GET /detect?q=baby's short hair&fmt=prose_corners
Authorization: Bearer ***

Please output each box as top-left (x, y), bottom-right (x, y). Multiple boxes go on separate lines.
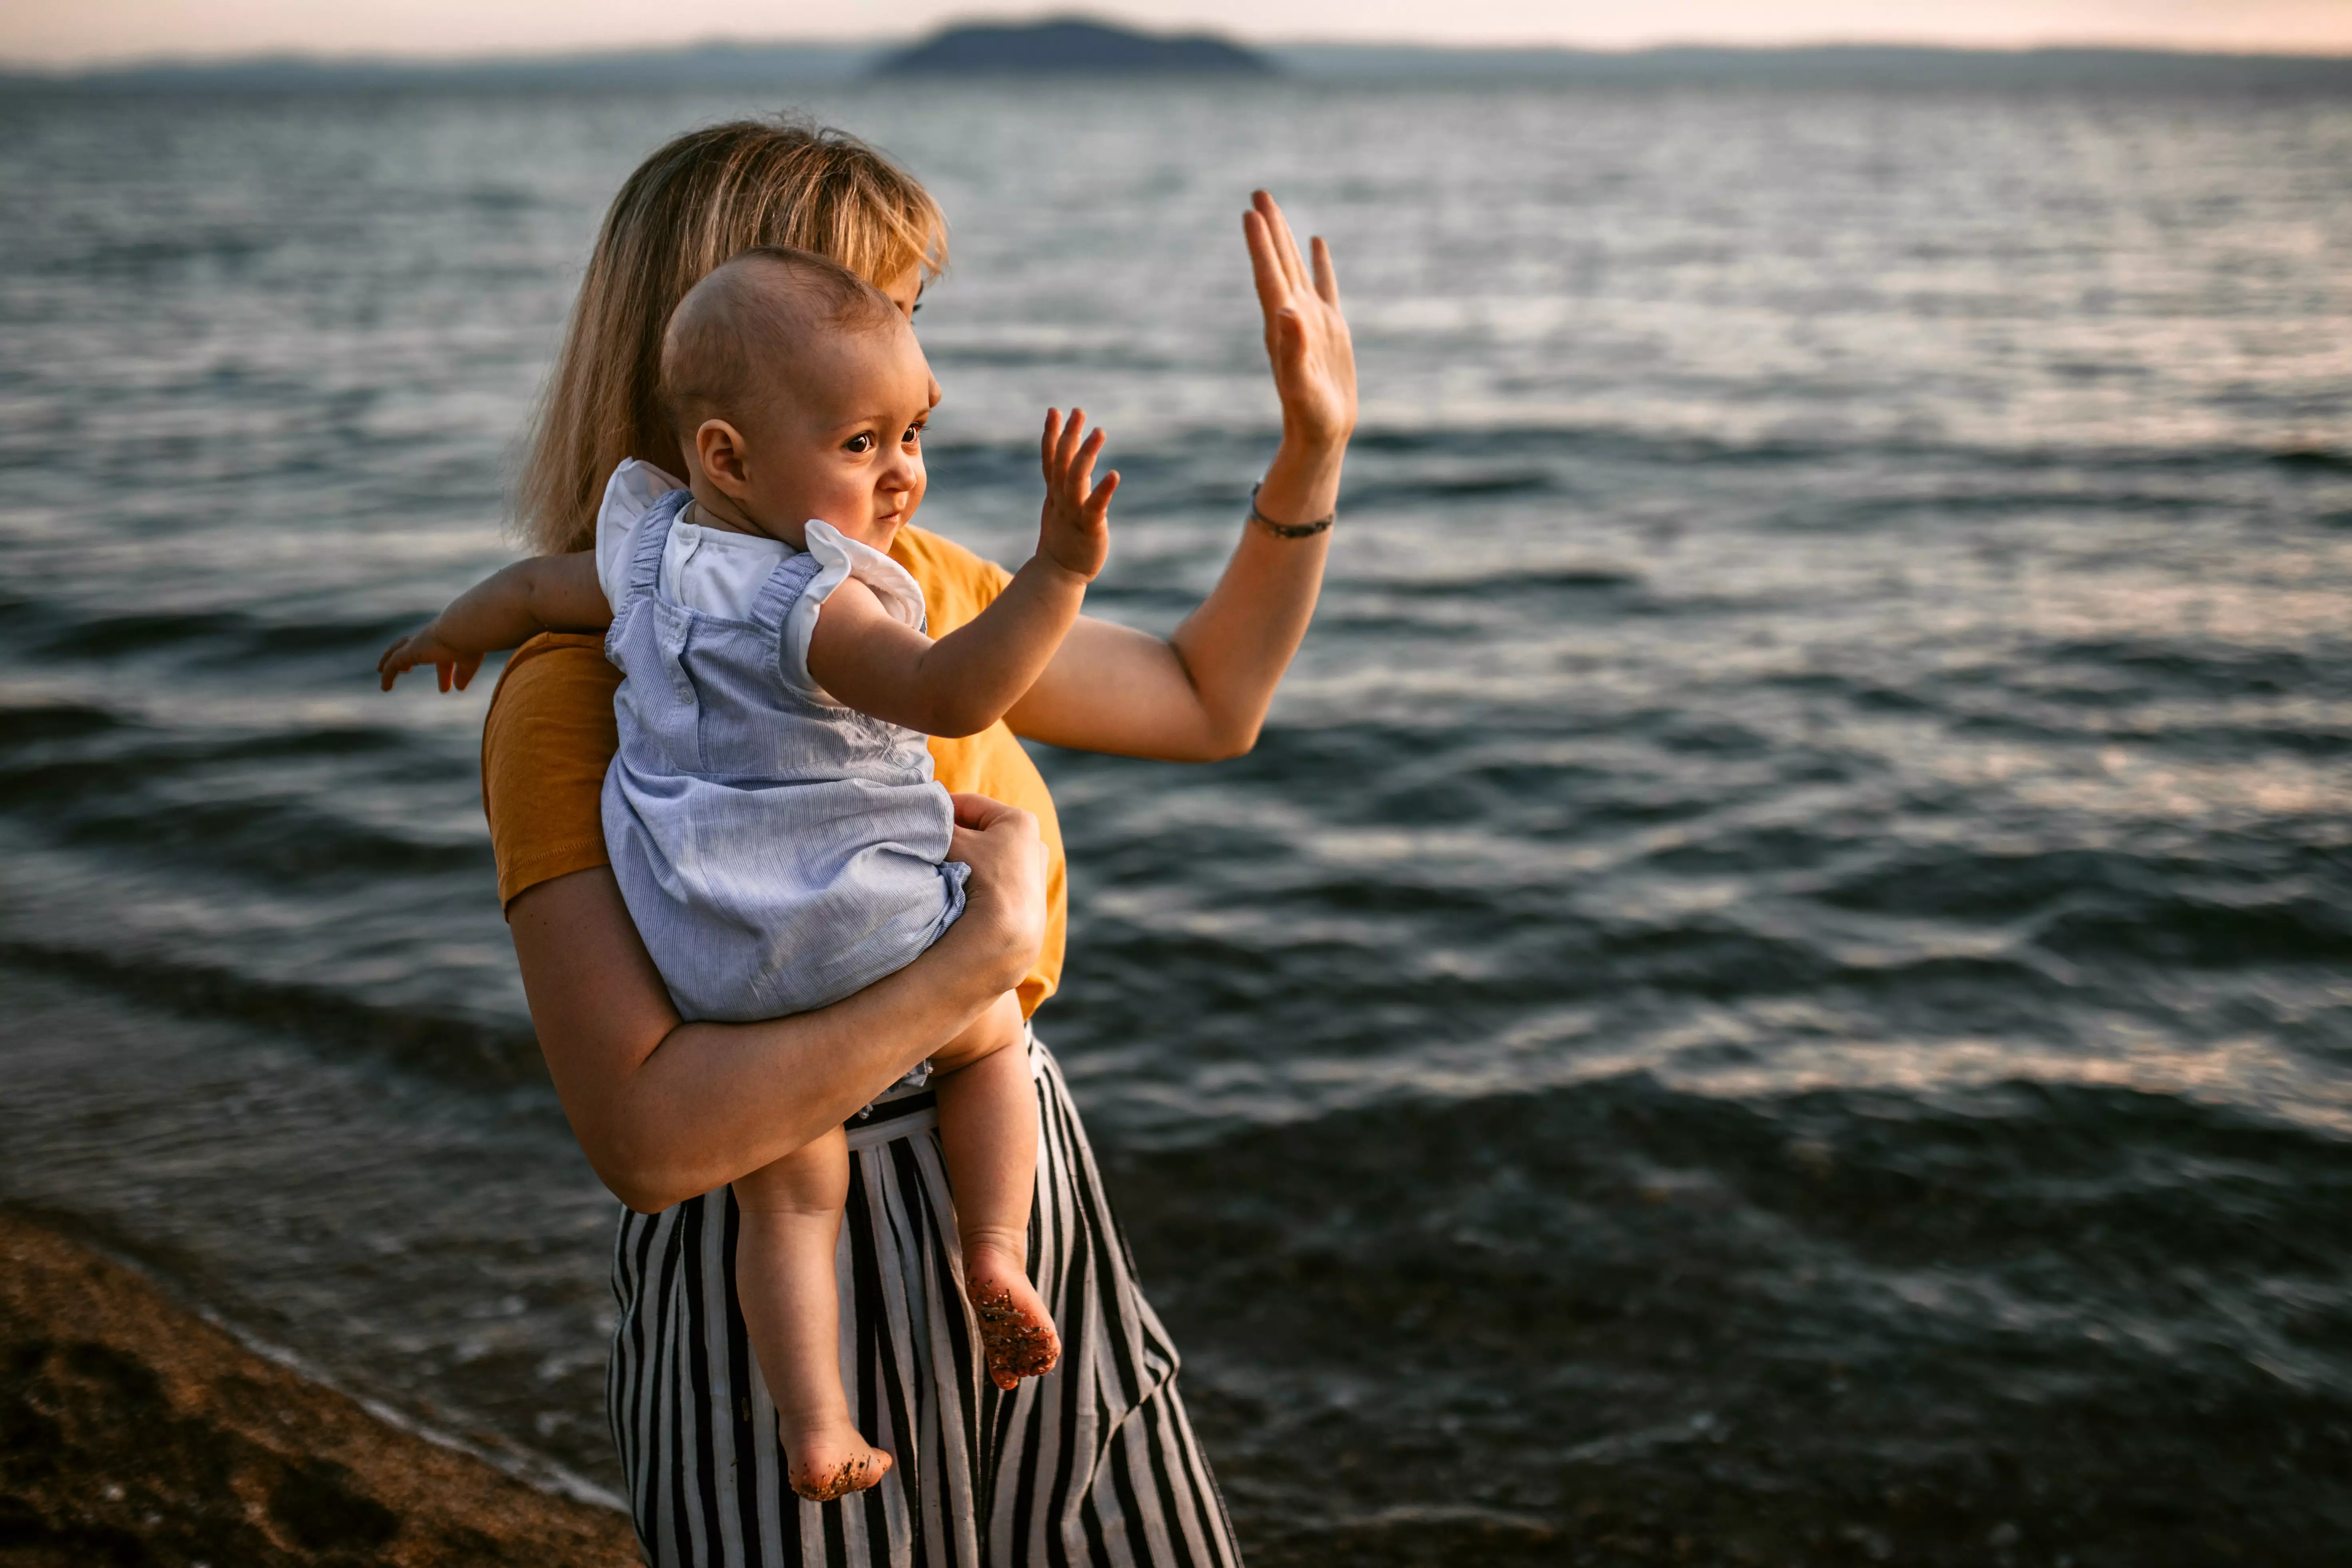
top-left (659, 246), bottom-right (904, 439)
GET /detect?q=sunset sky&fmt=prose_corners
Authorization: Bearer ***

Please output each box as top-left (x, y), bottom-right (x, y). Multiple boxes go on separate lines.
top-left (6, 0), bottom-right (2350, 68)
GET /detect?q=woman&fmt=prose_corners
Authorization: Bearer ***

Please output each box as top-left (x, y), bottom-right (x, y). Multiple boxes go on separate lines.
top-left (481, 121), bottom-right (1353, 1567)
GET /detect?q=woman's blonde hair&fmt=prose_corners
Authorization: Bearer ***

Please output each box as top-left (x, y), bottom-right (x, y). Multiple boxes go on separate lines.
top-left (514, 119), bottom-right (947, 555)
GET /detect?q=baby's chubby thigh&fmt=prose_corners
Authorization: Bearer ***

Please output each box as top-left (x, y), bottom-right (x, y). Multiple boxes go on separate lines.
top-left (928, 992), bottom-right (1028, 1076)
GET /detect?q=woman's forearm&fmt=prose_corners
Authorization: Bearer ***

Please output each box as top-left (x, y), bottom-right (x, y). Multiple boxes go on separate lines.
top-left (1253, 426), bottom-right (1348, 536)
top-left (1163, 431), bottom-right (1345, 745)
top-left (513, 865), bottom-right (1026, 1212)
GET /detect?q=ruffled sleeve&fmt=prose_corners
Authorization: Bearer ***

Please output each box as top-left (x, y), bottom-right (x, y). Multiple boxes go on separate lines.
top-left (778, 520), bottom-right (931, 704)
top-left (592, 458), bottom-right (686, 613)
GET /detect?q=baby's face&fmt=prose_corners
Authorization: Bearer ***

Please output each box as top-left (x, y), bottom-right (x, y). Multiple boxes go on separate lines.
top-left (732, 316), bottom-right (938, 554)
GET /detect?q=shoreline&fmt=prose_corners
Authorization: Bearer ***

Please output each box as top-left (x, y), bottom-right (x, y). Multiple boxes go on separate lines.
top-left (0, 1208), bottom-right (638, 1566)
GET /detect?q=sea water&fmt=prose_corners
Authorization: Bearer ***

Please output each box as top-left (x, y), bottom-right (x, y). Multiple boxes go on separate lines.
top-left (2, 78), bottom-right (2349, 1562)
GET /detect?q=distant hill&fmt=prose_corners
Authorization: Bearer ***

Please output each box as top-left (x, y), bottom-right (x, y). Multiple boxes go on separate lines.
top-left (878, 18), bottom-right (1273, 76)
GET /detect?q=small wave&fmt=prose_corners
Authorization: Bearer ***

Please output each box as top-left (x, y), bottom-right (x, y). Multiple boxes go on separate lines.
top-left (1336, 470), bottom-right (1563, 508)
top-left (2035, 638), bottom-right (2331, 699)
top-left (42, 795), bottom-right (485, 882)
top-left (33, 606), bottom-right (429, 664)
top-left (0, 702), bottom-right (124, 747)
top-left (36, 610), bottom-right (248, 658)
top-left (1350, 566), bottom-right (1642, 598)
top-left (2270, 446), bottom-right (2352, 475)
top-left (0, 940), bottom-right (542, 1088)
top-left (2038, 894), bottom-right (2352, 967)
top-left (1341, 421), bottom-right (2352, 482)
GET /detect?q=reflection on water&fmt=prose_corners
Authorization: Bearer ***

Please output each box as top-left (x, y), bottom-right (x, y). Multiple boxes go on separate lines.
top-left (2, 79), bottom-right (2350, 1563)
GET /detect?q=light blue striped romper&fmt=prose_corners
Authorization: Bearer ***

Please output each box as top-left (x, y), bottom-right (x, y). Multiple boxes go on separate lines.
top-left (599, 479), bottom-right (969, 1025)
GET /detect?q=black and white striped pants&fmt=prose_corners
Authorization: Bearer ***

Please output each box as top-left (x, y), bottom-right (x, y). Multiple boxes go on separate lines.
top-left (607, 1034), bottom-right (1244, 1567)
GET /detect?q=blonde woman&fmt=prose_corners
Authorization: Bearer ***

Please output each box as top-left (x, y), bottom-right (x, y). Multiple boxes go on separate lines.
top-left (477, 120), bottom-right (1353, 1566)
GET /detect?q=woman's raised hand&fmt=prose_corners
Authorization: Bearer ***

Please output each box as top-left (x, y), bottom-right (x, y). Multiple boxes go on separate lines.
top-left (1244, 190), bottom-right (1356, 451)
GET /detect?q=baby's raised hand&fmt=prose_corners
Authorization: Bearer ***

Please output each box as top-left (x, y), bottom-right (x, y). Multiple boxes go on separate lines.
top-left (1037, 408), bottom-right (1117, 582)
top-left (377, 622), bottom-right (481, 693)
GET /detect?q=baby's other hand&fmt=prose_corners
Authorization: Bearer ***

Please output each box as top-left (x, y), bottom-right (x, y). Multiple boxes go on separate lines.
top-left (377, 622), bottom-right (482, 693)
top-left (1037, 408), bottom-right (1117, 582)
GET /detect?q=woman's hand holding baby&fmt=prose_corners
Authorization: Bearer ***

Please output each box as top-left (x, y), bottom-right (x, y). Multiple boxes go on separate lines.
top-left (944, 793), bottom-right (1050, 996)
top-left (1036, 408), bottom-right (1117, 583)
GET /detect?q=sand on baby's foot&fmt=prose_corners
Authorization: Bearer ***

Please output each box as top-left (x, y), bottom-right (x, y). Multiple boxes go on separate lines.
top-left (970, 1282), bottom-right (1060, 1392)
top-left (781, 1431), bottom-right (892, 1502)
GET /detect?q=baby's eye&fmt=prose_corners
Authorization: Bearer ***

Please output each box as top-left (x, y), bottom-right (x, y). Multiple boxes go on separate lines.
top-left (843, 432), bottom-right (875, 454)
top-left (903, 423), bottom-right (923, 447)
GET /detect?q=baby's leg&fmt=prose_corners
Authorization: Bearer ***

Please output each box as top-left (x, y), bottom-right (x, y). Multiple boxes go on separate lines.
top-left (931, 992), bottom-right (1060, 1391)
top-left (733, 1127), bottom-right (893, 1501)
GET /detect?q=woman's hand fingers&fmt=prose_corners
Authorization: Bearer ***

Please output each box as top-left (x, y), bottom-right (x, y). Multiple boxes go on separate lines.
top-left (946, 793), bottom-right (1049, 966)
top-left (1243, 207), bottom-right (1292, 322)
top-left (949, 791), bottom-right (1034, 833)
top-left (1255, 190), bottom-right (1309, 292)
top-left (1244, 189), bottom-right (1358, 449)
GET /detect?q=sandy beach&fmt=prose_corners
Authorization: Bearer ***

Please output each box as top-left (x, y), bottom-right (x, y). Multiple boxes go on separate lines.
top-left (0, 1208), bottom-right (637, 1566)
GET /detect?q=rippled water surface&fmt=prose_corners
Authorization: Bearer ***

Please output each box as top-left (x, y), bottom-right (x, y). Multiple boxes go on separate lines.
top-left (3, 79), bottom-right (2350, 1563)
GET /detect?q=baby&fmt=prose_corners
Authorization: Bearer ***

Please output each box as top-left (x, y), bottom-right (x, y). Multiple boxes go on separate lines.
top-left (378, 246), bottom-right (1117, 1501)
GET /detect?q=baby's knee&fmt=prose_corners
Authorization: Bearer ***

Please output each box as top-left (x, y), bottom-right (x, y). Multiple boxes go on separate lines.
top-left (733, 1127), bottom-right (850, 1214)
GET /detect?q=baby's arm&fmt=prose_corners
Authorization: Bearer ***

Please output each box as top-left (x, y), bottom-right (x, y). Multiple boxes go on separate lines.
top-left (808, 409), bottom-right (1117, 737)
top-left (377, 553), bottom-right (610, 692)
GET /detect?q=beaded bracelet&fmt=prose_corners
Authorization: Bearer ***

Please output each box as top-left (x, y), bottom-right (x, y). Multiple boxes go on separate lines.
top-left (1248, 483), bottom-right (1335, 539)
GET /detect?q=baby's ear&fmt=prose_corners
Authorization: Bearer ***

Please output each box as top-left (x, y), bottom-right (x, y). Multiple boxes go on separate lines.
top-left (694, 418), bottom-right (752, 492)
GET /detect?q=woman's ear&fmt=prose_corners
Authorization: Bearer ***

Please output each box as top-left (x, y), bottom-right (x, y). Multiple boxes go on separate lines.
top-left (695, 418), bottom-right (754, 501)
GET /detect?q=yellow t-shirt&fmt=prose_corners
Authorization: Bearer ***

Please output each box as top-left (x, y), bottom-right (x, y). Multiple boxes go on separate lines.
top-left (480, 524), bottom-right (1067, 1016)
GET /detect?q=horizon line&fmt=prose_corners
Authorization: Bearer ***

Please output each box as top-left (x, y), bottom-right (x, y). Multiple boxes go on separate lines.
top-left (11, 34), bottom-right (2352, 78)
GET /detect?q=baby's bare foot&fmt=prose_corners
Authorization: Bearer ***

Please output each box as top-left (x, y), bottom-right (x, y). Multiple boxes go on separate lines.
top-left (966, 1243), bottom-right (1059, 1392)
top-left (779, 1421), bottom-right (892, 1502)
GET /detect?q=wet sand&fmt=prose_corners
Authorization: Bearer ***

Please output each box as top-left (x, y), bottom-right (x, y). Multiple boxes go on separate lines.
top-left (0, 1209), bottom-right (638, 1566)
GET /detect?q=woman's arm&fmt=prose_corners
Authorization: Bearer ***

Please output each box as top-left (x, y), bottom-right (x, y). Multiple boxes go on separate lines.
top-left (378, 554), bottom-right (610, 693)
top-left (1005, 191), bottom-right (1355, 761)
top-left (513, 795), bottom-right (1047, 1213)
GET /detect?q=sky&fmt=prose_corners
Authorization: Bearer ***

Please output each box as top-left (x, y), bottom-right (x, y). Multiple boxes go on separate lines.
top-left (6, 0), bottom-right (2351, 69)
